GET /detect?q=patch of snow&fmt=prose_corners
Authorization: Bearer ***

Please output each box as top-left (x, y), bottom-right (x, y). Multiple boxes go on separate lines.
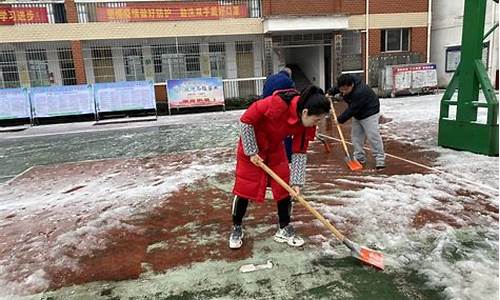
top-left (0, 150), bottom-right (234, 297)
top-left (312, 172), bottom-right (498, 300)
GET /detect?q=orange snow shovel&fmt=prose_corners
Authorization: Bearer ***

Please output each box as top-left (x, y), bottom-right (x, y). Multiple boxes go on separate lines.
top-left (257, 161), bottom-right (384, 270)
top-left (328, 98), bottom-right (363, 171)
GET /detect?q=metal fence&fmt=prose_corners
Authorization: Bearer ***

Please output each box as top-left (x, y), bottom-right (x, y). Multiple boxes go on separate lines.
top-left (0, 37), bottom-right (265, 88)
top-left (223, 76), bottom-right (265, 98)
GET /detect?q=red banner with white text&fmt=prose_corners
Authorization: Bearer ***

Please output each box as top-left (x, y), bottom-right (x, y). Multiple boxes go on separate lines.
top-left (96, 2), bottom-right (248, 22)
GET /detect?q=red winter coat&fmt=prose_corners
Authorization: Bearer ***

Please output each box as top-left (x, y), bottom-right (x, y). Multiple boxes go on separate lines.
top-left (232, 90), bottom-right (316, 203)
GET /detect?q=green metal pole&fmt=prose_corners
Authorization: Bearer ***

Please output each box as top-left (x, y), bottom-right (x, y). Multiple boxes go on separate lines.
top-left (456, 0), bottom-right (487, 122)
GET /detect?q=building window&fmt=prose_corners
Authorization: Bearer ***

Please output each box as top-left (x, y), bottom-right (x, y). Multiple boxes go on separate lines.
top-left (181, 44), bottom-right (200, 78)
top-left (235, 42), bottom-right (255, 96)
top-left (236, 42), bottom-right (254, 77)
top-left (152, 44), bottom-right (185, 82)
top-left (58, 48), bottom-right (77, 85)
top-left (209, 42), bottom-right (226, 78)
top-left (151, 43), bottom-right (201, 82)
top-left (381, 29), bottom-right (410, 52)
top-left (0, 50), bottom-right (20, 88)
top-left (123, 46), bottom-right (145, 81)
top-left (341, 31), bottom-right (362, 71)
top-left (236, 42), bottom-right (253, 54)
top-left (26, 49), bottom-right (50, 87)
top-left (91, 46), bottom-right (115, 83)
top-left (53, 3), bottom-right (67, 23)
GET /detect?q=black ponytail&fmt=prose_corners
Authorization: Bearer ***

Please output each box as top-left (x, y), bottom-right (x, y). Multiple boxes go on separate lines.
top-left (297, 85), bottom-right (330, 116)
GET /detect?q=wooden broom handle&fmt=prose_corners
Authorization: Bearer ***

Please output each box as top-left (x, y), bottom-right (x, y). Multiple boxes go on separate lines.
top-left (257, 161), bottom-right (346, 241)
top-left (328, 97), bottom-right (351, 158)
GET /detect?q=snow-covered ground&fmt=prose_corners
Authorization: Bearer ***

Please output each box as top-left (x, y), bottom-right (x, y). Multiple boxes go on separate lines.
top-left (0, 93), bottom-right (498, 300)
top-left (333, 94), bottom-right (499, 299)
top-left (0, 151), bottom-right (235, 297)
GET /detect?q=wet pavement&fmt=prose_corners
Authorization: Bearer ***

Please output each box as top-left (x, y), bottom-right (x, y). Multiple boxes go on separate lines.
top-left (0, 100), bottom-right (498, 300)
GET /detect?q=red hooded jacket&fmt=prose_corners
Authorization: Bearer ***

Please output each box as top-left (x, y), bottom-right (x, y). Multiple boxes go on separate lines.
top-left (232, 90), bottom-right (316, 202)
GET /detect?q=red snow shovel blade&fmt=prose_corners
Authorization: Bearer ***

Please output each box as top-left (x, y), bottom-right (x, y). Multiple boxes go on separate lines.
top-left (357, 246), bottom-right (384, 270)
top-left (344, 157), bottom-right (363, 171)
top-left (344, 239), bottom-right (384, 270)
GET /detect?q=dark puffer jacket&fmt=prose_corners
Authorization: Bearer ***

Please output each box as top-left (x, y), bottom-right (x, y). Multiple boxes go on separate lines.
top-left (262, 70), bottom-right (295, 98)
top-left (328, 77), bottom-right (380, 124)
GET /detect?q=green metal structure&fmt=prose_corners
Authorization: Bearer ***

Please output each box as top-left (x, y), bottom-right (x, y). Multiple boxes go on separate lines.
top-left (438, 0), bottom-right (499, 156)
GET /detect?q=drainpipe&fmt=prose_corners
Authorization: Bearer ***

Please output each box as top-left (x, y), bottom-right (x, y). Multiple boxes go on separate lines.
top-left (427, 0), bottom-right (432, 63)
top-left (365, 0), bottom-right (369, 84)
top-left (489, 1), bottom-right (498, 81)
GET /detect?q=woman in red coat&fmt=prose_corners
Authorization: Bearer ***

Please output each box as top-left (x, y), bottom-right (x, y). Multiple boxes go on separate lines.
top-left (230, 86), bottom-right (330, 249)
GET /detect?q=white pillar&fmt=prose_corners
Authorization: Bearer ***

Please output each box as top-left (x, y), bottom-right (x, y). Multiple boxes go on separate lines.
top-left (142, 45), bottom-right (155, 82)
top-left (200, 42), bottom-right (211, 77)
top-left (226, 41), bottom-right (237, 79)
top-left (46, 47), bottom-right (62, 85)
top-left (253, 38), bottom-right (263, 77)
top-left (82, 47), bottom-right (95, 84)
top-left (112, 47), bottom-right (126, 81)
top-left (15, 49), bottom-right (31, 88)
top-left (318, 46), bottom-right (325, 90)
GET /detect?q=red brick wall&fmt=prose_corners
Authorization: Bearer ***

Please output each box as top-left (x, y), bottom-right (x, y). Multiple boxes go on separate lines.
top-left (262, 0), bottom-right (341, 16)
top-left (342, 0), bottom-right (428, 15)
top-left (341, 0), bottom-right (365, 15)
top-left (365, 27), bottom-right (427, 59)
top-left (64, 0), bottom-right (78, 23)
top-left (65, 0), bottom-right (86, 84)
top-left (360, 27), bottom-right (427, 85)
top-left (70, 41), bottom-right (87, 85)
top-left (368, 29), bottom-right (381, 56)
top-left (263, 0), bottom-right (428, 16)
top-left (410, 27), bottom-right (428, 60)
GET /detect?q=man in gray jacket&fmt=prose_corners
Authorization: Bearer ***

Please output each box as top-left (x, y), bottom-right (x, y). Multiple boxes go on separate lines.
top-left (327, 74), bottom-right (385, 169)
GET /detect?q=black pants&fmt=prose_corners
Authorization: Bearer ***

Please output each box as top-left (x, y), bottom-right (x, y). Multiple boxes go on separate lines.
top-left (232, 196), bottom-right (292, 229)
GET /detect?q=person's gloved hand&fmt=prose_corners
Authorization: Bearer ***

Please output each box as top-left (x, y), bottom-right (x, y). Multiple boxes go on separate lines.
top-left (291, 186), bottom-right (301, 198)
top-left (332, 93), bottom-right (343, 103)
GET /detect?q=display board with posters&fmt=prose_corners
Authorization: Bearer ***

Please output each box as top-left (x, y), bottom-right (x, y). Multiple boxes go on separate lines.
top-left (93, 81), bottom-right (156, 114)
top-left (0, 88), bottom-right (31, 120)
top-left (166, 77), bottom-right (224, 112)
top-left (30, 85), bottom-right (95, 118)
top-left (445, 42), bottom-right (489, 73)
top-left (392, 64), bottom-right (438, 95)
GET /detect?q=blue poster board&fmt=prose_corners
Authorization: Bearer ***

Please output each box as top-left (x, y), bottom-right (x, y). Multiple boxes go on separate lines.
top-left (30, 85), bottom-right (95, 118)
top-left (0, 88), bottom-right (31, 120)
top-left (94, 81), bottom-right (156, 113)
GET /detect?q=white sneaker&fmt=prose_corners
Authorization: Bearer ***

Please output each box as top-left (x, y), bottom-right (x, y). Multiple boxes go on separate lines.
top-left (229, 225), bottom-right (244, 249)
top-left (274, 225), bottom-right (304, 247)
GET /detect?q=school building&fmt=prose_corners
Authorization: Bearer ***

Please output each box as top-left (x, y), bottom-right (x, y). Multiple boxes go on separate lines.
top-left (0, 0), bottom-right (431, 99)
